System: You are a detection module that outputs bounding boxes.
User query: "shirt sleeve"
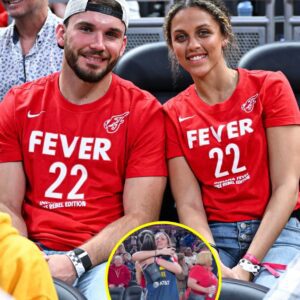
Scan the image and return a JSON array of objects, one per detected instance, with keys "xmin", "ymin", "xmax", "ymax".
[
  {"xmin": 0, "ymin": 89, "xmax": 22, "ymax": 162},
  {"xmin": 261, "ymin": 71, "xmax": 300, "ymax": 127},
  {"xmin": 164, "ymin": 103, "xmax": 184, "ymax": 159},
  {"xmin": 125, "ymin": 97, "xmax": 167, "ymax": 178}
]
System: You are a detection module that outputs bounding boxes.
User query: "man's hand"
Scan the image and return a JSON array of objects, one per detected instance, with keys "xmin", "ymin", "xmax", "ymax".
[{"xmin": 46, "ymin": 254, "xmax": 77, "ymax": 285}]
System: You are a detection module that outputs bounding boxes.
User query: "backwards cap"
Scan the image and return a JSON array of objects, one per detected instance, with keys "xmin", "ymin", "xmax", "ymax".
[{"xmin": 63, "ymin": 0, "xmax": 129, "ymax": 30}]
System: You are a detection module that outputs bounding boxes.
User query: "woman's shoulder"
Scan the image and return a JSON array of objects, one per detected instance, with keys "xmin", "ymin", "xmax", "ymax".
[{"xmin": 238, "ymin": 67, "xmax": 288, "ymax": 85}]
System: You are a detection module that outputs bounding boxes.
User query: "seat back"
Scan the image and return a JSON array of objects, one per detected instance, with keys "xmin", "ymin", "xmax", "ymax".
[
  {"xmin": 114, "ymin": 41, "xmax": 193, "ymax": 104},
  {"xmin": 238, "ymin": 41, "xmax": 300, "ymax": 107},
  {"xmin": 114, "ymin": 42, "xmax": 185, "ymax": 222},
  {"xmin": 54, "ymin": 278, "xmax": 86, "ymax": 300},
  {"xmin": 109, "ymin": 286, "xmax": 126, "ymax": 300},
  {"xmin": 124, "ymin": 285, "xmax": 143, "ymax": 300},
  {"xmin": 220, "ymin": 278, "xmax": 269, "ymax": 300}
]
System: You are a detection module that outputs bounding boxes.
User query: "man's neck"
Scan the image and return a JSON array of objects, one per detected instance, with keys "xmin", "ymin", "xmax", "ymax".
[
  {"xmin": 15, "ymin": 7, "xmax": 48, "ymax": 55},
  {"xmin": 59, "ymin": 66, "xmax": 113, "ymax": 105}
]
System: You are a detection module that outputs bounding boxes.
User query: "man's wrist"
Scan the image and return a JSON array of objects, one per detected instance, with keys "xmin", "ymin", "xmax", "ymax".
[{"xmin": 66, "ymin": 248, "xmax": 92, "ymax": 278}]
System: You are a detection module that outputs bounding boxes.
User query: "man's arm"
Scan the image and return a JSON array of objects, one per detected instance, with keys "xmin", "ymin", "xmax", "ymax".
[
  {"xmin": 47, "ymin": 176, "xmax": 166, "ymax": 284},
  {"xmin": 0, "ymin": 162, "xmax": 27, "ymax": 236}
]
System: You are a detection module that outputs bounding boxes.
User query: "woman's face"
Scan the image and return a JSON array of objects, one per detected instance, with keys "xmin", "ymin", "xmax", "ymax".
[
  {"xmin": 155, "ymin": 233, "xmax": 169, "ymax": 249},
  {"xmin": 170, "ymin": 7, "xmax": 227, "ymax": 79}
]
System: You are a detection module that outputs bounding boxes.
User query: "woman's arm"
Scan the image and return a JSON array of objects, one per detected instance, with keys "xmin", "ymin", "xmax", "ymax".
[
  {"xmin": 168, "ymin": 156, "xmax": 236, "ymax": 278},
  {"xmin": 132, "ymin": 247, "xmax": 175, "ymax": 262},
  {"xmin": 233, "ymin": 125, "xmax": 300, "ymax": 280},
  {"xmin": 156, "ymin": 257, "xmax": 182, "ymax": 275}
]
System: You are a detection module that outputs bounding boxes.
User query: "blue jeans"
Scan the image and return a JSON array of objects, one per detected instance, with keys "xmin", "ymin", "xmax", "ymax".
[
  {"xmin": 40, "ymin": 246, "xmax": 108, "ymax": 300},
  {"xmin": 209, "ymin": 217, "xmax": 300, "ymax": 288}
]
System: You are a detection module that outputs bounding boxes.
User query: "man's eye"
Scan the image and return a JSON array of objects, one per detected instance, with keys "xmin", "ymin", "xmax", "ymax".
[{"xmin": 80, "ymin": 26, "xmax": 92, "ymax": 32}]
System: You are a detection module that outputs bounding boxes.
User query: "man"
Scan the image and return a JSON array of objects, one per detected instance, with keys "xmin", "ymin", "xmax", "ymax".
[
  {"xmin": 0, "ymin": 213, "xmax": 58, "ymax": 299},
  {"xmin": 0, "ymin": 0, "xmax": 167, "ymax": 299},
  {"xmin": 0, "ymin": 0, "xmax": 63, "ymax": 100}
]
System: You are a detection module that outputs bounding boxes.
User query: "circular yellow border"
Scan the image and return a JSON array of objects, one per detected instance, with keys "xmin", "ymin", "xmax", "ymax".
[{"xmin": 105, "ymin": 220, "xmax": 222, "ymax": 299}]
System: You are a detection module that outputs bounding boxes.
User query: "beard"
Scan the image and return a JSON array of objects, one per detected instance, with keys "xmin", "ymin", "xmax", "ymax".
[{"xmin": 64, "ymin": 43, "xmax": 119, "ymax": 83}]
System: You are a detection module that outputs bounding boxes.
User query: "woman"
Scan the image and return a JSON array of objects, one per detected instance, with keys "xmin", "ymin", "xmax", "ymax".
[
  {"xmin": 186, "ymin": 252, "xmax": 218, "ymax": 300},
  {"xmin": 132, "ymin": 231, "xmax": 182, "ymax": 299},
  {"xmin": 163, "ymin": 0, "xmax": 300, "ymax": 288}
]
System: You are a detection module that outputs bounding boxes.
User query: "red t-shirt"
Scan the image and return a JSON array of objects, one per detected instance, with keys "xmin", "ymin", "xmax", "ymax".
[
  {"xmin": 0, "ymin": 72, "xmax": 167, "ymax": 250},
  {"xmin": 164, "ymin": 68, "xmax": 300, "ymax": 222},
  {"xmin": 189, "ymin": 265, "xmax": 218, "ymax": 299}
]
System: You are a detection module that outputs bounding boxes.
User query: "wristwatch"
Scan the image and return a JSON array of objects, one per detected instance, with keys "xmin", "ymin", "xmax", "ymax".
[{"xmin": 66, "ymin": 248, "xmax": 92, "ymax": 278}]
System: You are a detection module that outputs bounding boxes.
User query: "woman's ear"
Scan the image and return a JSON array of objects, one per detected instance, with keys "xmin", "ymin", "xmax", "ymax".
[
  {"xmin": 222, "ymin": 37, "xmax": 229, "ymax": 49},
  {"xmin": 56, "ymin": 23, "xmax": 66, "ymax": 49}
]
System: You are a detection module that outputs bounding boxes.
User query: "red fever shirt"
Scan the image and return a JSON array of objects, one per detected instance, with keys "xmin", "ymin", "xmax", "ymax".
[
  {"xmin": 164, "ymin": 68, "xmax": 300, "ymax": 222},
  {"xmin": 0, "ymin": 72, "xmax": 167, "ymax": 250}
]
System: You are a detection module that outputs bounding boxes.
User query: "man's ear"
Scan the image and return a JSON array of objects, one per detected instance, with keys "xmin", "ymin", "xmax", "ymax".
[
  {"xmin": 119, "ymin": 35, "xmax": 127, "ymax": 57},
  {"xmin": 56, "ymin": 23, "xmax": 66, "ymax": 49}
]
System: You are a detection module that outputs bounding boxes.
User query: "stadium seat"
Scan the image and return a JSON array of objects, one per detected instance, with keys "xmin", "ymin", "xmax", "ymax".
[
  {"xmin": 115, "ymin": 41, "xmax": 191, "ymax": 222},
  {"xmin": 109, "ymin": 286, "xmax": 126, "ymax": 300},
  {"xmin": 238, "ymin": 41, "xmax": 300, "ymax": 107},
  {"xmin": 115, "ymin": 41, "xmax": 193, "ymax": 104},
  {"xmin": 53, "ymin": 278, "xmax": 86, "ymax": 300},
  {"xmin": 220, "ymin": 278, "xmax": 269, "ymax": 300},
  {"xmin": 124, "ymin": 285, "xmax": 143, "ymax": 300}
]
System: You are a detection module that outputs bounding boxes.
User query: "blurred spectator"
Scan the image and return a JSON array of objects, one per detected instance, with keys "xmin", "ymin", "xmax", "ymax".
[
  {"xmin": 176, "ymin": 252, "xmax": 189, "ymax": 300},
  {"xmin": 116, "ymin": 242, "xmax": 127, "ymax": 255},
  {"xmin": 108, "ymin": 256, "xmax": 131, "ymax": 288},
  {"xmin": 184, "ymin": 247, "xmax": 196, "ymax": 268},
  {"xmin": 186, "ymin": 252, "xmax": 218, "ymax": 300},
  {"xmin": 0, "ymin": 2, "xmax": 8, "ymax": 27},
  {"xmin": 50, "ymin": 2, "xmax": 66, "ymax": 18},
  {"xmin": 0, "ymin": 212, "xmax": 58, "ymax": 300},
  {"xmin": 0, "ymin": 0, "xmax": 63, "ymax": 100},
  {"xmin": 123, "ymin": 252, "xmax": 136, "ymax": 276},
  {"xmin": 127, "ymin": 0, "xmax": 140, "ymax": 18}
]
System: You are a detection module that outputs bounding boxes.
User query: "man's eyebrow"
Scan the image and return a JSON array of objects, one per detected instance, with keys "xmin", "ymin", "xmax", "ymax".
[{"xmin": 74, "ymin": 21, "xmax": 95, "ymax": 28}]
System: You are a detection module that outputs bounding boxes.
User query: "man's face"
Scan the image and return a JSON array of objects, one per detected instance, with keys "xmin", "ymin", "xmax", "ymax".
[
  {"xmin": 58, "ymin": 10, "xmax": 127, "ymax": 83},
  {"xmin": 2, "ymin": 0, "xmax": 45, "ymax": 18}
]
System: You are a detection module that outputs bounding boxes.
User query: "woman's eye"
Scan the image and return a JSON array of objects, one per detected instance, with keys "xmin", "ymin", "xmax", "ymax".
[
  {"xmin": 174, "ymin": 34, "xmax": 186, "ymax": 42},
  {"xmin": 198, "ymin": 30, "xmax": 209, "ymax": 37}
]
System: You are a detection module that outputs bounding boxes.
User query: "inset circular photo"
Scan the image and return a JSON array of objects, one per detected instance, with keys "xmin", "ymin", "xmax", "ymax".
[{"xmin": 106, "ymin": 221, "xmax": 221, "ymax": 300}]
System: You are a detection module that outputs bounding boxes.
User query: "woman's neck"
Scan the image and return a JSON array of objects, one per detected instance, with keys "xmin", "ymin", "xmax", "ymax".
[{"xmin": 194, "ymin": 67, "xmax": 239, "ymax": 106}]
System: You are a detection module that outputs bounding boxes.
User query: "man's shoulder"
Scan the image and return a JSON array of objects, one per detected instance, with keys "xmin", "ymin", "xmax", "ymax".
[
  {"xmin": 113, "ymin": 74, "xmax": 159, "ymax": 104},
  {"xmin": 12, "ymin": 73, "xmax": 59, "ymax": 96},
  {"xmin": 46, "ymin": 8, "xmax": 63, "ymax": 25},
  {"xmin": 0, "ymin": 23, "xmax": 13, "ymax": 40}
]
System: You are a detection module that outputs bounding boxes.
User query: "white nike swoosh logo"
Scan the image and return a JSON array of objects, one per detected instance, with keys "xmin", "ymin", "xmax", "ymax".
[
  {"xmin": 27, "ymin": 111, "xmax": 45, "ymax": 118},
  {"xmin": 178, "ymin": 115, "xmax": 195, "ymax": 122}
]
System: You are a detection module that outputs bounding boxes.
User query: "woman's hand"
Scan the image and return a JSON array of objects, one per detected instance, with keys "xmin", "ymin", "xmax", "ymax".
[
  {"xmin": 231, "ymin": 264, "xmax": 252, "ymax": 281},
  {"xmin": 220, "ymin": 262, "xmax": 239, "ymax": 279}
]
